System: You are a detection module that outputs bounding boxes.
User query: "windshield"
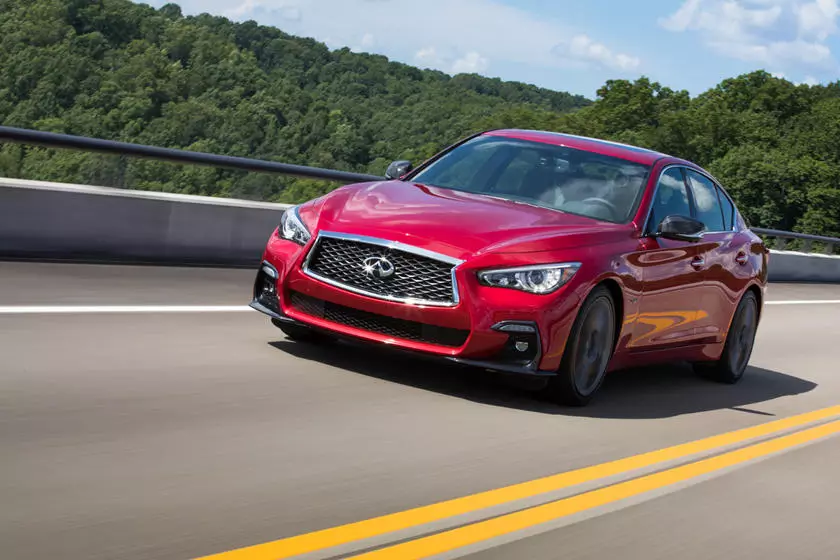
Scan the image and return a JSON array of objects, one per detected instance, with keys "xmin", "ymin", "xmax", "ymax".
[{"xmin": 409, "ymin": 135, "xmax": 651, "ymax": 223}]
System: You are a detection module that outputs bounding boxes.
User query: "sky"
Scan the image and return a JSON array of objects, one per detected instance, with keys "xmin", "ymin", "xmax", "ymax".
[{"xmin": 143, "ymin": 0, "xmax": 840, "ymax": 98}]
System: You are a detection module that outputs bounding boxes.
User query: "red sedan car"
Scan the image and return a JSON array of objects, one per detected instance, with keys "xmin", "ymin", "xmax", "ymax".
[{"xmin": 251, "ymin": 129, "xmax": 768, "ymax": 406}]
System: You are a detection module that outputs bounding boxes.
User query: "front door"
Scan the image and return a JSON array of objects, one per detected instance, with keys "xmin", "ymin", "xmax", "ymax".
[{"xmin": 628, "ymin": 166, "xmax": 707, "ymax": 350}]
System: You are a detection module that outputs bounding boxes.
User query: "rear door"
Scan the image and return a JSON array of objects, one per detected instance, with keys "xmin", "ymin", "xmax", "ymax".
[
  {"xmin": 629, "ymin": 166, "xmax": 707, "ymax": 351},
  {"xmin": 684, "ymin": 169, "xmax": 753, "ymax": 343}
]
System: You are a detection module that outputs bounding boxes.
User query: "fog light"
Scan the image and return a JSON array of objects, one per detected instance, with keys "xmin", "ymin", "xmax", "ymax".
[
  {"xmin": 514, "ymin": 341, "xmax": 530, "ymax": 352},
  {"xmin": 262, "ymin": 277, "xmax": 276, "ymax": 295}
]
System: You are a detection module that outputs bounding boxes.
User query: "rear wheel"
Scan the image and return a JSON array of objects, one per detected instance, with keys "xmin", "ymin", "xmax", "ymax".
[
  {"xmin": 541, "ymin": 285, "xmax": 617, "ymax": 407},
  {"xmin": 693, "ymin": 291, "xmax": 758, "ymax": 384},
  {"xmin": 272, "ymin": 319, "xmax": 328, "ymax": 343}
]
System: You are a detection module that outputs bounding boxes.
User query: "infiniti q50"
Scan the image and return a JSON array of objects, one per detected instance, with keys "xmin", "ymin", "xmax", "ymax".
[{"xmin": 250, "ymin": 130, "xmax": 768, "ymax": 406}]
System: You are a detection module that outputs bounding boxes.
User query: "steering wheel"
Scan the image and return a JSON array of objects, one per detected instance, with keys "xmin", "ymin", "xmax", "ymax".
[{"xmin": 582, "ymin": 197, "xmax": 619, "ymax": 220}]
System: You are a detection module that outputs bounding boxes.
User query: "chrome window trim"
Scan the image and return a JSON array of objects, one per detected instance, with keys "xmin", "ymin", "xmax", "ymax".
[
  {"xmin": 641, "ymin": 164, "xmax": 738, "ymax": 237},
  {"xmin": 301, "ymin": 230, "xmax": 464, "ymax": 308}
]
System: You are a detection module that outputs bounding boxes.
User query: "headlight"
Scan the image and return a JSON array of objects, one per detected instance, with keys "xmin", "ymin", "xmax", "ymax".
[
  {"xmin": 278, "ymin": 206, "xmax": 311, "ymax": 246},
  {"xmin": 478, "ymin": 263, "xmax": 581, "ymax": 294}
]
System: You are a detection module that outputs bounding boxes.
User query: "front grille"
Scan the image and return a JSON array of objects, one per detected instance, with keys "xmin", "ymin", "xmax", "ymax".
[
  {"xmin": 304, "ymin": 236, "xmax": 456, "ymax": 305},
  {"xmin": 290, "ymin": 291, "xmax": 469, "ymax": 348}
]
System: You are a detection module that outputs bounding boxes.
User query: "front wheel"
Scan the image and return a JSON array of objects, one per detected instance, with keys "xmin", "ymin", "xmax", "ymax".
[
  {"xmin": 541, "ymin": 285, "xmax": 617, "ymax": 407},
  {"xmin": 693, "ymin": 291, "xmax": 759, "ymax": 384}
]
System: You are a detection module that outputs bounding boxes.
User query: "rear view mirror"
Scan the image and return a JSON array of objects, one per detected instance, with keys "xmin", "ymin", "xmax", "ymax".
[
  {"xmin": 657, "ymin": 215, "xmax": 705, "ymax": 242},
  {"xmin": 385, "ymin": 160, "xmax": 412, "ymax": 180}
]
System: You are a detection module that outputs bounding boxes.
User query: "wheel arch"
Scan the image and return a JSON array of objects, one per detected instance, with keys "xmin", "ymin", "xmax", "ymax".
[
  {"xmin": 582, "ymin": 275, "xmax": 626, "ymax": 355},
  {"xmin": 721, "ymin": 282, "xmax": 764, "ymax": 339},
  {"xmin": 746, "ymin": 282, "xmax": 764, "ymax": 322}
]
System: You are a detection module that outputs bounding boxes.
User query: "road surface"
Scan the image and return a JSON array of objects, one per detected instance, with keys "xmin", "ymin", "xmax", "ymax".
[{"xmin": 1, "ymin": 261, "xmax": 839, "ymax": 560}]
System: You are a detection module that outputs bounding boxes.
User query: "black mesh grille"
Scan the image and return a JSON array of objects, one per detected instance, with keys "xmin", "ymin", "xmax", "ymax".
[
  {"xmin": 305, "ymin": 237, "xmax": 456, "ymax": 304},
  {"xmin": 290, "ymin": 292, "xmax": 469, "ymax": 348}
]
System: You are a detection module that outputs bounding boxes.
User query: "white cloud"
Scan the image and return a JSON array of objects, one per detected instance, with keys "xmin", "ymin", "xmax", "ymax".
[
  {"xmin": 797, "ymin": 0, "xmax": 840, "ymax": 40},
  {"xmin": 415, "ymin": 47, "xmax": 489, "ymax": 74},
  {"xmin": 226, "ymin": 0, "xmax": 300, "ymax": 20},
  {"xmin": 351, "ymin": 32, "xmax": 376, "ymax": 52},
  {"xmin": 710, "ymin": 38, "xmax": 831, "ymax": 65},
  {"xmin": 660, "ymin": 0, "xmax": 839, "ymax": 75},
  {"xmin": 770, "ymin": 71, "xmax": 821, "ymax": 84},
  {"xmin": 172, "ymin": 0, "xmax": 641, "ymax": 85},
  {"xmin": 553, "ymin": 34, "xmax": 641, "ymax": 71},
  {"xmin": 225, "ymin": 0, "xmax": 259, "ymax": 17},
  {"xmin": 414, "ymin": 47, "xmax": 440, "ymax": 67},
  {"xmin": 659, "ymin": 0, "xmax": 702, "ymax": 31},
  {"xmin": 451, "ymin": 52, "xmax": 489, "ymax": 74}
]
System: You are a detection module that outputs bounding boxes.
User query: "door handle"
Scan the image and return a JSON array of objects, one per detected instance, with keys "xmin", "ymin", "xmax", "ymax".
[
  {"xmin": 735, "ymin": 252, "xmax": 748, "ymax": 265},
  {"xmin": 690, "ymin": 256, "xmax": 705, "ymax": 270}
]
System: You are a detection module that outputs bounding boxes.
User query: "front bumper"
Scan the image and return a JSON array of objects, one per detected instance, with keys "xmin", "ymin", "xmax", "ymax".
[{"xmin": 251, "ymin": 233, "xmax": 583, "ymax": 375}]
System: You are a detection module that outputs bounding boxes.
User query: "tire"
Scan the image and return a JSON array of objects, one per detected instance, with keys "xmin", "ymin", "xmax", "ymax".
[
  {"xmin": 541, "ymin": 285, "xmax": 617, "ymax": 407},
  {"xmin": 272, "ymin": 319, "xmax": 327, "ymax": 343},
  {"xmin": 693, "ymin": 291, "xmax": 759, "ymax": 384}
]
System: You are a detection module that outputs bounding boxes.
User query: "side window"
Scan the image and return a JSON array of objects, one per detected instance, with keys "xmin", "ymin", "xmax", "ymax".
[
  {"xmin": 686, "ymin": 170, "xmax": 725, "ymax": 232},
  {"xmin": 648, "ymin": 167, "xmax": 691, "ymax": 233},
  {"xmin": 717, "ymin": 186, "xmax": 735, "ymax": 231}
]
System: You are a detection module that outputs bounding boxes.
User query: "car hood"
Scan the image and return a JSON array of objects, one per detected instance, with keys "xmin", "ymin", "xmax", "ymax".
[{"xmin": 305, "ymin": 180, "xmax": 630, "ymax": 260}]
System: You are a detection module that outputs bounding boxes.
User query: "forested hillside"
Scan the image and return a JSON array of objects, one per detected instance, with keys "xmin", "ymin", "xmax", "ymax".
[{"xmin": 1, "ymin": 0, "xmax": 838, "ymax": 236}]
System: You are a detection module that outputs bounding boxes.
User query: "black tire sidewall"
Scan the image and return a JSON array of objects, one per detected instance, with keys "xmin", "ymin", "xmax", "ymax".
[
  {"xmin": 721, "ymin": 291, "xmax": 758, "ymax": 381},
  {"xmin": 545, "ymin": 285, "xmax": 617, "ymax": 406}
]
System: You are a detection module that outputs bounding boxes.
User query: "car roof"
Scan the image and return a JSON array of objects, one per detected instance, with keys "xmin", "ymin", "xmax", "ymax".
[{"xmin": 484, "ymin": 129, "xmax": 678, "ymax": 166}]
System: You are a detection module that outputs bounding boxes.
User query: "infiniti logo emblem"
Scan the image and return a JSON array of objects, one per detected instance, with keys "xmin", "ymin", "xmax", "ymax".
[{"xmin": 362, "ymin": 256, "xmax": 395, "ymax": 279}]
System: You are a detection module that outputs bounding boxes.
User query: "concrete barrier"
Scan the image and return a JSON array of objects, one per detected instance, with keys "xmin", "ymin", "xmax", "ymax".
[
  {"xmin": 1, "ymin": 178, "xmax": 839, "ymax": 282},
  {"xmin": 0, "ymin": 178, "xmax": 290, "ymax": 267},
  {"xmin": 767, "ymin": 250, "xmax": 840, "ymax": 283}
]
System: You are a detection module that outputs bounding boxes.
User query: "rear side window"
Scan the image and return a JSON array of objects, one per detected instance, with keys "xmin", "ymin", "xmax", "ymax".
[
  {"xmin": 717, "ymin": 187, "xmax": 735, "ymax": 231},
  {"xmin": 686, "ymin": 170, "xmax": 725, "ymax": 232},
  {"xmin": 648, "ymin": 167, "xmax": 691, "ymax": 233}
]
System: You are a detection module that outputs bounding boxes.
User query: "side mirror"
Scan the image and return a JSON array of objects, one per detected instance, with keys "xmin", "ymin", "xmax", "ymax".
[
  {"xmin": 656, "ymin": 215, "xmax": 706, "ymax": 242},
  {"xmin": 385, "ymin": 160, "xmax": 412, "ymax": 180}
]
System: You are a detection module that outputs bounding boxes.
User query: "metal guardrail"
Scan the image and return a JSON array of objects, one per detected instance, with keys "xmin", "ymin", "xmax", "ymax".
[
  {"xmin": 0, "ymin": 126, "xmax": 383, "ymax": 184},
  {"xmin": 2, "ymin": 126, "xmax": 838, "ymax": 255},
  {"xmin": 751, "ymin": 228, "xmax": 840, "ymax": 255}
]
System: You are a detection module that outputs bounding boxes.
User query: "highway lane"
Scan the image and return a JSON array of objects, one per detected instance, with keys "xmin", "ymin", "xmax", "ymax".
[
  {"xmin": 1, "ymin": 261, "xmax": 839, "ymax": 560},
  {"xmin": 468, "ymin": 436, "xmax": 840, "ymax": 560}
]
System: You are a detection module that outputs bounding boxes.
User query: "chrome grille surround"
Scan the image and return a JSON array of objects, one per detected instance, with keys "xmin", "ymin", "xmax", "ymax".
[{"xmin": 302, "ymin": 231, "xmax": 463, "ymax": 307}]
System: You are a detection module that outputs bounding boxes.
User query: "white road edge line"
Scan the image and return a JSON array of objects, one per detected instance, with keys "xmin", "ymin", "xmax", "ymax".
[
  {"xmin": 765, "ymin": 300, "xmax": 840, "ymax": 305},
  {"xmin": 0, "ymin": 305, "xmax": 255, "ymax": 314}
]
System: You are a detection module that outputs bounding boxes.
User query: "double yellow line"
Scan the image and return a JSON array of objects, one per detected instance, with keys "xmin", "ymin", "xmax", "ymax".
[{"xmin": 198, "ymin": 405, "xmax": 840, "ymax": 560}]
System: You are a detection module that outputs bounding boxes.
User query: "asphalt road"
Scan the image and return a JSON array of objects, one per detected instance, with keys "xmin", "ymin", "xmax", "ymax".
[{"xmin": 1, "ymin": 261, "xmax": 839, "ymax": 560}]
